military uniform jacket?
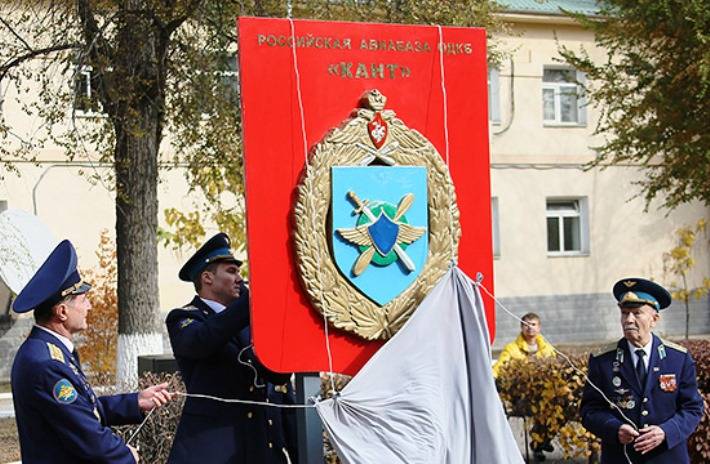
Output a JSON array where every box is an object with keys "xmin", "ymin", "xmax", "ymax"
[
  {"xmin": 581, "ymin": 335, "xmax": 703, "ymax": 463},
  {"xmin": 11, "ymin": 327, "xmax": 142, "ymax": 463},
  {"xmin": 166, "ymin": 294, "xmax": 298, "ymax": 464}
]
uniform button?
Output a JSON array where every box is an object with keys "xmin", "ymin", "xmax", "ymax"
[
  {"xmin": 268, "ymin": 442, "xmax": 273, "ymax": 448},
  {"xmin": 247, "ymin": 412, "xmax": 253, "ymax": 419},
  {"xmin": 249, "ymin": 386, "xmax": 254, "ymax": 392},
  {"xmin": 268, "ymin": 419, "xmax": 273, "ymax": 426},
  {"xmin": 266, "ymin": 398, "xmax": 270, "ymax": 403},
  {"xmin": 643, "ymin": 398, "xmax": 648, "ymax": 403},
  {"xmin": 641, "ymin": 410, "xmax": 648, "ymax": 416}
]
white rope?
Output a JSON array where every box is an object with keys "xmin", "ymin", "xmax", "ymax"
[
  {"xmin": 287, "ymin": 17, "xmax": 338, "ymax": 396},
  {"xmin": 436, "ymin": 25, "xmax": 451, "ymax": 167},
  {"xmin": 174, "ymin": 391, "xmax": 316, "ymax": 409},
  {"xmin": 237, "ymin": 344, "xmax": 266, "ymax": 389},
  {"xmin": 436, "ymin": 25, "xmax": 457, "ymax": 265},
  {"xmin": 474, "ymin": 280, "xmax": 637, "ymax": 464},
  {"xmin": 126, "ymin": 407, "xmax": 156, "ymax": 445}
]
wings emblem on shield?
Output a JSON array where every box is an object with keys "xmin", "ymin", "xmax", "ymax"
[{"xmin": 293, "ymin": 90, "xmax": 461, "ymax": 340}]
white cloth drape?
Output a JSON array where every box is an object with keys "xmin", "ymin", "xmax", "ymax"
[{"xmin": 315, "ymin": 267, "xmax": 522, "ymax": 464}]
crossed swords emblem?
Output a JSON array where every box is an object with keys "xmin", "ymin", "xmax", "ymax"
[{"xmin": 337, "ymin": 191, "xmax": 425, "ymax": 276}]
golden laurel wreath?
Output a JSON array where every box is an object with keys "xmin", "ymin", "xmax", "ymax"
[{"xmin": 294, "ymin": 89, "xmax": 461, "ymax": 340}]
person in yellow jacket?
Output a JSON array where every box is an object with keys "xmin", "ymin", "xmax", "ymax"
[
  {"xmin": 493, "ymin": 312, "xmax": 555, "ymax": 378},
  {"xmin": 493, "ymin": 312, "xmax": 556, "ymax": 462}
]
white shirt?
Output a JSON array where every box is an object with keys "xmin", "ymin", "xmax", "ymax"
[
  {"xmin": 629, "ymin": 336, "xmax": 653, "ymax": 370},
  {"xmin": 200, "ymin": 298, "xmax": 226, "ymax": 314},
  {"xmin": 35, "ymin": 324, "xmax": 74, "ymax": 353}
]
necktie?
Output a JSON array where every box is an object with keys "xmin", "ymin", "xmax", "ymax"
[{"xmin": 635, "ymin": 349, "xmax": 647, "ymax": 388}]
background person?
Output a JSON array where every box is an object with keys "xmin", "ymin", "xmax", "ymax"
[
  {"xmin": 581, "ymin": 277, "xmax": 703, "ymax": 463},
  {"xmin": 11, "ymin": 240, "xmax": 172, "ymax": 464}
]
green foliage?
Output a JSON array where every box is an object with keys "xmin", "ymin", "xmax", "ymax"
[
  {"xmin": 560, "ymin": 0, "xmax": 710, "ymax": 210},
  {"xmin": 663, "ymin": 219, "xmax": 710, "ymax": 339}
]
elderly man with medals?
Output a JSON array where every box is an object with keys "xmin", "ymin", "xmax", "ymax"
[
  {"xmin": 581, "ymin": 278, "xmax": 703, "ymax": 463},
  {"xmin": 11, "ymin": 240, "xmax": 173, "ymax": 463}
]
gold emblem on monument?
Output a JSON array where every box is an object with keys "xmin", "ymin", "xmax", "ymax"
[{"xmin": 293, "ymin": 89, "xmax": 460, "ymax": 340}]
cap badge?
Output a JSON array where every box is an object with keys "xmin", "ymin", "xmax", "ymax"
[{"xmin": 623, "ymin": 280, "xmax": 637, "ymax": 288}]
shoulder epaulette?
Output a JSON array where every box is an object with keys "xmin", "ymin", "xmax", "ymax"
[
  {"xmin": 593, "ymin": 342, "xmax": 618, "ymax": 357},
  {"xmin": 661, "ymin": 338, "xmax": 688, "ymax": 353},
  {"xmin": 181, "ymin": 304, "xmax": 199, "ymax": 311},
  {"xmin": 46, "ymin": 343, "xmax": 66, "ymax": 364}
]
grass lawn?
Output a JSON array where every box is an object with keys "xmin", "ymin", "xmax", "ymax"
[{"xmin": 0, "ymin": 418, "xmax": 19, "ymax": 463}]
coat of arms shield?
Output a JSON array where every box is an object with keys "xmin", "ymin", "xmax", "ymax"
[{"xmin": 331, "ymin": 166, "xmax": 428, "ymax": 306}]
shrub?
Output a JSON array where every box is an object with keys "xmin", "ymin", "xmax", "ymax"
[
  {"xmin": 114, "ymin": 372, "xmax": 186, "ymax": 463},
  {"xmin": 496, "ymin": 356, "xmax": 601, "ymax": 460},
  {"xmin": 680, "ymin": 339, "xmax": 710, "ymax": 463}
]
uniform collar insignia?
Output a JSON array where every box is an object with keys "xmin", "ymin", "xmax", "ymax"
[
  {"xmin": 616, "ymin": 347, "xmax": 624, "ymax": 363},
  {"xmin": 657, "ymin": 344, "xmax": 666, "ymax": 360}
]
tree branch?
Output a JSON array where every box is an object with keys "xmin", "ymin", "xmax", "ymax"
[
  {"xmin": 0, "ymin": 43, "xmax": 77, "ymax": 82},
  {"xmin": 0, "ymin": 15, "xmax": 32, "ymax": 51}
]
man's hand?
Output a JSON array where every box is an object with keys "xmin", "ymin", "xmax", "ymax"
[
  {"xmin": 128, "ymin": 444, "xmax": 140, "ymax": 463},
  {"xmin": 618, "ymin": 424, "xmax": 639, "ymax": 444},
  {"xmin": 137, "ymin": 382, "xmax": 173, "ymax": 412},
  {"xmin": 634, "ymin": 425, "xmax": 665, "ymax": 454}
]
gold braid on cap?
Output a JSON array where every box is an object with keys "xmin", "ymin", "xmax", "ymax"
[{"xmin": 60, "ymin": 281, "xmax": 86, "ymax": 297}]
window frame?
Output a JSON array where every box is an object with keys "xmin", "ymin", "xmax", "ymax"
[
  {"xmin": 488, "ymin": 67, "xmax": 501, "ymax": 125},
  {"xmin": 542, "ymin": 66, "xmax": 587, "ymax": 127},
  {"xmin": 74, "ymin": 65, "xmax": 106, "ymax": 118},
  {"xmin": 545, "ymin": 197, "xmax": 590, "ymax": 257}
]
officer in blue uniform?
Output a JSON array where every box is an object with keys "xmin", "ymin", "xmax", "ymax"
[
  {"xmin": 166, "ymin": 232, "xmax": 298, "ymax": 463},
  {"xmin": 11, "ymin": 240, "xmax": 172, "ymax": 463},
  {"xmin": 581, "ymin": 278, "xmax": 703, "ymax": 463}
]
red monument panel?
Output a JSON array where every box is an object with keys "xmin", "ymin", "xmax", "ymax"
[{"xmin": 239, "ymin": 17, "xmax": 494, "ymax": 375}]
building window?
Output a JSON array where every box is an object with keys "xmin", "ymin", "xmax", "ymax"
[
  {"xmin": 488, "ymin": 68, "xmax": 500, "ymax": 124},
  {"xmin": 491, "ymin": 197, "xmax": 500, "ymax": 257},
  {"xmin": 220, "ymin": 54, "xmax": 239, "ymax": 105},
  {"xmin": 542, "ymin": 67, "xmax": 586, "ymax": 126},
  {"xmin": 546, "ymin": 198, "xmax": 589, "ymax": 255},
  {"xmin": 74, "ymin": 65, "xmax": 103, "ymax": 115},
  {"xmin": 197, "ymin": 53, "xmax": 239, "ymax": 115}
]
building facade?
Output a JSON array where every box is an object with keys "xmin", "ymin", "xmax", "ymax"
[
  {"xmin": 490, "ymin": 0, "xmax": 709, "ymax": 349},
  {"xmin": 0, "ymin": 2, "xmax": 707, "ymax": 380}
]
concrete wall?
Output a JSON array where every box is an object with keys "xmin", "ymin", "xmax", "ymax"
[{"xmin": 492, "ymin": 293, "xmax": 710, "ymax": 351}]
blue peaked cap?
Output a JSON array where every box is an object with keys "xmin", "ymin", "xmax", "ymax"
[
  {"xmin": 178, "ymin": 233, "xmax": 242, "ymax": 282},
  {"xmin": 13, "ymin": 240, "xmax": 92, "ymax": 313},
  {"xmin": 612, "ymin": 277, "xmax": 671, "ymax": 311}
]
